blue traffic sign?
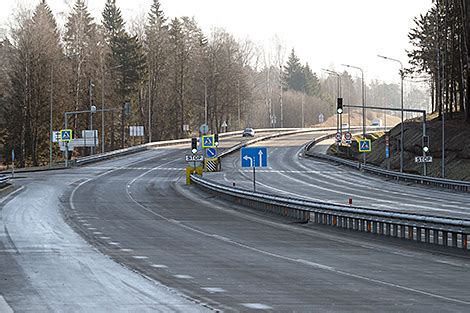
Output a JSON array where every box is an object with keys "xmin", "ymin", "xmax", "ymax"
[
  {"xmin": 60, "ymin": 129, "xmax": 72, "ymax": 142},
  {"xmin": 358, "ymin": 139, "xmax": 371, "ymax": 152},
  {"xmin": 241, "ymin": 147, "xmax": 268, "ymax": 168},
  {"xmin": 201, "ymin": 135, "xmax": 215, "ymax": 148},
  {"xmin": 206, "ymin": 147, "xmax": 217, "ymax": 158}
]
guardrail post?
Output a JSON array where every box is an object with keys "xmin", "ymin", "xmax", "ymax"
[
  {"xmin": 451, "ymin": 233, "xmax": 458, "ymax": 248},
  {"xmin": 372, "ymin": 221, "xmax": 377, "ymax": 234},
  {"xmin": 425, "ymin": 229, "xmax": 430, "ymax": 243},
  {"xmin": 443, "ymin": 232, "xmax": 448, "ymax": 246},
  {"xmin": 416, "ymin": 228, "xmax": 422, "ymax": 242},
  {"xmin": 408, "ymin": 226, "xmax": 414, "ymax": 240},
  {"xmin": 400, "ymin": 225, "xmax": 405, "ymax": 238},
  {"xmin": 333, "ymin": 216, "xmax": 337, "ymax": 226},
  {"xmin": 463, "ymin": 234, "xmax": 468, "ymax": 250},
  {"xmin": 385, "ymin": 223, "xmax": 391, "ymax": 236},
  {"xmin": 433, "ymin": 230, "xmax": 439, "ymax": 244}
]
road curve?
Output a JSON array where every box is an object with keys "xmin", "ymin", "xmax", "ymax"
[{"xmin": 2, "ymin": 131, "xmax": 470, "ymax": 312}]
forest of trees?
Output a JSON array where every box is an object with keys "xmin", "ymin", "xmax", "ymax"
[
  {"xmin": 0, "ymin": 0, "xmax": 430, "ymax": 167},
  {"xmin": 407, "ymin": 0, "xmax": 470, "ymax": 121}
]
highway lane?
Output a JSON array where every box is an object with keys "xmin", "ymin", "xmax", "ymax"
[
  {"xmin": 208, "ymin": 132, "xmax": 470, "ymax": 220},
  {"xmin": 64, "ymin": 131, "xmax": 470, "ymax": 311},
  {"xmin": 0, "ymin": 132, "xmax": 273, "ymax": 311}
]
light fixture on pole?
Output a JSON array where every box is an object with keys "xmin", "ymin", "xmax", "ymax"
[
  {"xmin": 378, "ymin": 54, "xmax": 404, "ymax": 172},
  {"xmin": 341, "ymin": 64, "xmax": 365, "ymax": 165}
]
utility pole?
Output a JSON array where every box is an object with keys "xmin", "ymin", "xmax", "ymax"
[{"xmin": 49, "ymin": 66, "xmax": 53, "ymax": 167}]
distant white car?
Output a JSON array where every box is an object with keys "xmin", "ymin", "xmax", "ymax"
[
  {"xmin": 371, "ymin": 119, "xmax": 382, "ymax": 126},
  {"xmin": 242, "ymin": 128, "xmax": 255, "ymax": 137}
]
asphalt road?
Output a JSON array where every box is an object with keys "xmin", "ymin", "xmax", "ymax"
[{"xmin": 1, "ymin": 131, "xmax": 470, "ymax": 312}]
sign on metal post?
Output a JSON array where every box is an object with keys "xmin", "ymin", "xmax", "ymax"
[
  {"xmin": 129, "ymin": 126, "xmax": 144, "ymax": 137},
  {"xmin": 415, "ymin": 156, "xmax": 433, "ymax": 163},
  {"xmin": 199, "ymin": 124, "xmax": 209, "ymax": 135},
  {"xmin": 206, "ymin": 147, "xmax": 217, "ymax": 158},
  {"xmin": 344, "ymin": 132, "xmax": 352, "ymax": 144},
  {"xmin": 201, "ymin": 135, "xmax": 215, "ymax": 148},
  {"xmin": 335, "ymin": 132, "xmax": 342, "ymax": 143},
  {"xmin": 358, "ymin": 139, "xmax": 371, "ymax": 152},
  {"xmin": 241, "ymin": 147, "xmax": 268, "ymax": 168},
  {"xmin": 318, "ymin": 113, "xmax": 324, "ymax": 123},
  {"xmin": 185, "ymin": 155, "xmax": 204, "ymax": 162},
  {"xmin": 241, "ymin": 147, "xmax": 268, "ymax": 193},
  {"xmin": 60, "ymin": 129, "xmax": 73, "ymax": 142}
]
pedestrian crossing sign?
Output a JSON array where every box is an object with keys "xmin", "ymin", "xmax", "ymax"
[
  {"xmin": 60, "ymin": 129, "xmax": 73, "ymax": 142},
  {"xmin": 358, "ymin": 139, "xmax": 371, "ymax": 152},
  {"xmin": 201, "ymin": 135, "xmax": 215, "ymax": 148}
]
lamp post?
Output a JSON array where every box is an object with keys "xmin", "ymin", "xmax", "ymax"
[
  {"xmin": 322, "ymin": 69, "xmax": 342, "ymax": 149},
  {"xmin": 342, "ymin": 64, "xmax": 365, "ymax": 164},
  {"xmin": 378, "ymin": 55, "xmax": 404, "ymax": 172},
  {"xmin": 101, "ymin": 63, "xmax": 123, "ymax": 153}
]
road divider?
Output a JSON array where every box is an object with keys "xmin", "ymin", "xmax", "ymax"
[{"xmin": 190, "ymin": 175, "xmax": 470, "ymax": 250}]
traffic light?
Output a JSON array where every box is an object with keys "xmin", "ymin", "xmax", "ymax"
[
  {"xmin": 423, "ymin": 135, "xmax": 430, "ymax": 153},
  {"xmin": 191, "ymin": 137, "xmax": 197, "ymax": 154},
  {"xmin": 214, "ymin": 133, "xmax": 219, "ymax": 147},
  {"xmin": 337, "ymin": 98, "xmax": 343, "ymax": 114}
]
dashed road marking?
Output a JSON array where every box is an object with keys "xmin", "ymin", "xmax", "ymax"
[
  {"xmin": 173, "ymin": 274, "xmax": 193, "ymax": 279},
  {"xmin": 241, "ymin": 303, "xmax": 273, "ymax": 310},
  {"xmin": 100, "ymin": 236, "xmax": 110, "ymax": 240},
  {"xmin": 120, "ymin": 248, "xmax": 133, "ymax": 252},
  {"xmin": 151, "ymin": 264, "xmax": 168, "ymax": 269},
  {"xmin": 202, "ymin": 287, "xmax": 226, "ymax": 293},
  {"xmin": 132, "ymin": 256, "xmax": 148, "ymax": 259},
  {"xmin": 93, "ymin": 231, "xmax": 102, "ymax": 235},
  {"xmin": 108, "ymin": 241, "xmax": 120, "ymax": 245}
]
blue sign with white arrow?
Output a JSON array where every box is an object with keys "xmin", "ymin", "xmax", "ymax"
[
  {"xmin": 206, "ymin": 147, "xmax": 217, "ymax": 158},
  {"xmin": 241, "ymin": 147, "xmax": 268, "ymax": 168}
]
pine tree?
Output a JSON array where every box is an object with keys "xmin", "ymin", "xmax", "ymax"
[
  {"xmin": 102, "ymin": 0, "xmax": 124, "ymax": 40},
  {"xmin": 282, "ymin": 49, "xmax": 305, "ymax": 92}
]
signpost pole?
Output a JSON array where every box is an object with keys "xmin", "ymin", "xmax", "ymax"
[
  {"xmin": 423, "ymin": 112, "xmax": 427, "ymax": 176},
  {"xmin": 253, "ymin": 166, "xmax": 256, "ymax": 192},
  {"xmin": 11, "ymin": 149, "xmax": 14, "ymax": 178},
  {"xmin": 64, "ymin": 113, "xmax": 68, "ymax": 168}
]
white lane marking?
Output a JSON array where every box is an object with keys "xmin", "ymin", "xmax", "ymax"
[
  {"xmin": 132, "ymin": 256, "xmax": 148, "ymax": 259},
  {"xmin": 93, "ymin": 231, "xmax": 102, "ymax": 235},
  {"xmin": 202, "ymin": 287, "xmax": 226, "ymax": 293},
  {"xmin": 151, "ymin": 264, "xmax": 168, "ymax": 269},
  {"xmin": 119, "ymin": 248, "xmax": 133, "ymax": 252},
  {"xmin": 100, "ymin": 236, "xmax": 111, "ymax": 240},
  {"xmin": 127, "ymin": 183, "xmax": 470, "ymax": 306},
  {"xmin": 298, "ymin": 146, "xmax": 470, "ymax": 211},
  {"xmin": 174, "ymin": 274, "xmax": 193, "ymax": 279},
  {"xmin": 0, "ymin": 186, "xmax": 25, "ymax": 204},
  {"xmin": 108, "ymin": 241, "xmax": 120, "ymax": 245},
  {"xmin": 0, "ymin": 296, "xmax": 13, "ymax": 313},
  {"xmin": 241, "ymin": 303, "xmax": 273, "ymax": 310},
  {"xmin": 87, "ymin": 227, "xmax": 97, "ymax": 230}
]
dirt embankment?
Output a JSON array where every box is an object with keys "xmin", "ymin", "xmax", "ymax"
[{"xmin": 328, "ymin": 112, "xmax": 470, "ymax": 181}]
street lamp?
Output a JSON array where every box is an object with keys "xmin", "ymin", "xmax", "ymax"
[
  {"xmin": 378, "ymin": 55, "xmax": 404, "ymax": 172},
  {"xmin": 204, "ymin": 72, "xmax": 219, "ymax": 128},
  {"xmin": 342, "ymin": 64, "xmax": 365, "ymax": 164},
  {"xmin": 322, "ymin": 69, "xmax": 342, "ymax": 150}
]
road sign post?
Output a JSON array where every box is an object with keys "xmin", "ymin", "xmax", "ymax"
[
  {"xmin": 241, "ymin": 147, "xmax": 268, "ymax": 192},
  {"xmin": 11, "ymin": 149, "xmax": 14, "ymax": 178}
]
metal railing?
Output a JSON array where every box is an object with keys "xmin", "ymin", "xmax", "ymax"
[
  {"xmin": 191, "ymin": 175, "xmax": 470, "ymax": 250},
  {"xmin": 304, "ymin": 135, "xmax": 470, "ymax": 192},
  {"xmin": 0, "ymin": 175, "xmax": 8, "ymax": 188}
]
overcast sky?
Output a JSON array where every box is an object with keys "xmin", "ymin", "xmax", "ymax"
[{"xmin": 1, "ymin": 0, "xmax": 431, "ymax": 83}]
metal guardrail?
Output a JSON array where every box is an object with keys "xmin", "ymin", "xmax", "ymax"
[
  {"xmin": 74, "ymin": 128, "xmax": 307, "ymax": 167},
  {"xmin": 0, "ymin": 175, "xmax": 9, "ymax": 188},
  {"xmin": 191, "ymin": 175, "xmax": 470, "ymax": 250},
  {"xmin": 304, "ymin": 134, "xmax": 470, "ymax": 192}
]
